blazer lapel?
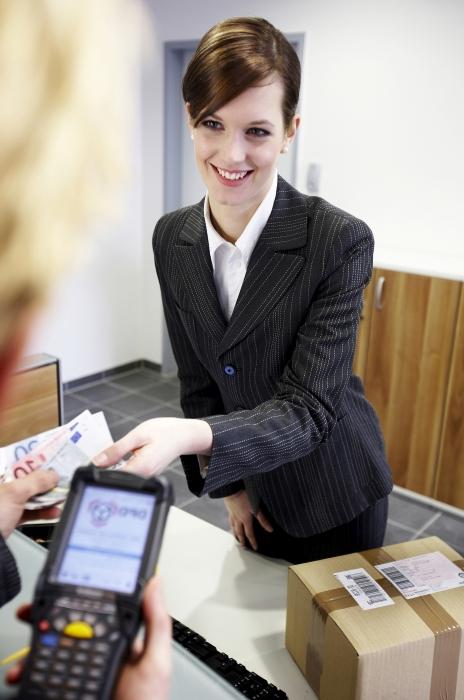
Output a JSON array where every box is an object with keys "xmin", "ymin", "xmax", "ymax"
[
  {"xmin": 175, "ymin": 202, "xmax": 227, "ymax": 345},
  {"xmin": 218, "ymin": 178, "xmax": 308, "ymax": 356}
]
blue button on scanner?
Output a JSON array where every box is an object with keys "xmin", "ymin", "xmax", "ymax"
[
  {"xmin": 40, "ymin": 632, "xmax": 59, "ymax": 647},
  {"xmin": 224, "ymin": 365, "xmax": 236, "ymax": 376}
]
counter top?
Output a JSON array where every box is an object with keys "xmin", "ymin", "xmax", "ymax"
[
  {"xmin": 374, "ymin": 247, "xmax": 464, "ymax": 281},
  {"xmin": 159, "ymin": 507, "xmax": 314, "ymax": 698}
]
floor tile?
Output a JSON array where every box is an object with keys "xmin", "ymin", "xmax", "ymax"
[
  {"xmin": 110, "ymin": 418, "xmax": 140, "ymax": 442},
  {"xmin": 141, "ymin": 382, "xmax": 179, "ymax": 403},
  {"xmin": 63, "ymin": 394, "xmax": 89, "ymax": 421},
  {"xmin": 72, "ymin": 382, "xmax": 128, "ymax": 405},
  {"xmin": 183, "ymin": 495, "xmax": 230, "ymax": 532},
  {"xmin": 161, "ymin": 372, "xmax": 179, "ymax": 381},
  {"xmin": 387, "ymin": 493, "xmax": 437, "ymax": 531},
  {"xmin": 165, "ymin": 398, "xmax": 182, "ymax": 411},
  {"xmin": 383, "ymin": 521, "xmax": 416, "ymax": 546},
  {"xmin": 66, "ymin": 403, "xmax": 127, "ymax": 430},
  {"xmin": 97, "ymin": 405, "xmax": 130, "ymax": 426},
  {"xmin": 109, "ymin": 371, "xmax": 162, "ymax": 392},
  {"xmin": 137, "ymin": 404, "xmax": 183, "ymax": 420},
  {"xmin": 420, "ymin": 513, "xmax": 464, "ymax": 555},
  {"xmin": 105, "ymin": 393, "xmax": 164, "ymax": 418},
  {"xmin": 164, "ymin": 467, "xmax": 195, "ymax": 508}
]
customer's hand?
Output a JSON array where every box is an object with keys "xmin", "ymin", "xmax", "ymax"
[
  {"xmin": 114, "ymin": 576, "xmax": 172, "ymax": 700},
  {"xmin": 0, "ymin": 469, "xmax": 60, "ymax": 539},
  {"xmin": 225, "ymin": 491, "xmax": 273, "ymax": 551},
  {"xmin": 7, "ymin": 577, "xmax": 172, "ymax": 700},
  {"xmin": 94, "ymin": 417, "xmax": 213, "ymax": 477}
]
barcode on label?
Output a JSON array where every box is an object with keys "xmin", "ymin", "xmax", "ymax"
[
  {"xmin": 335, "ymin": 567, "xmax": 395, "ymax": 609},
  {"xmin": 348, "ymin": 573, "xmax": 388, "ymax": 604},
  {"xmin": 381, "ymin": 565, "xmax": 415, "ymax": 589}
]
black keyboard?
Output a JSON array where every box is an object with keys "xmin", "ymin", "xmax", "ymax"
[{"xmin": 172, "ymin": 617, "xmax": 288, "ymax": 699}]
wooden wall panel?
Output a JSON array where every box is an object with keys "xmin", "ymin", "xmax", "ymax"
[
  {"xmin": 363, "ymin": 270, "xmax": 461, "ymax": 495},
  {"xmin": 435, "ymin": 287, "xmax": 464, "ymax": 508}
]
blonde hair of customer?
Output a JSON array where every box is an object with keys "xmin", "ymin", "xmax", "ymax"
[{"xmin": 0, "ymin": 0, "xmax": 142, "ymax": 350}]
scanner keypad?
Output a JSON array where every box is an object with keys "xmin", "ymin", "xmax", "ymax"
[{"xmin": 26, "ymin": 596, "xmax": 119, "ymax": 699}]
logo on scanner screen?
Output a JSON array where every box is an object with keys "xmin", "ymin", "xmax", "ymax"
[{"xmin": 88, "ymin": 500, "xmax": 148, "ymax": 527}]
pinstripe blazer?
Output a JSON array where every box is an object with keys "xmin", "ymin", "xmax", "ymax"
[{"xmin": 153, "ymin": 176, "xmax": 392, "ymax": 537}]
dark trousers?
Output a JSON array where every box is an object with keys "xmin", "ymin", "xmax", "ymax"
[{"xmin": 251, "ymin": 497, "xmax": 389, "ymax": 564}]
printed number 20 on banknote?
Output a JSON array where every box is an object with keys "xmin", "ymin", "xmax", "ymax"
[{"xmin": 10, "ymin": 428, "xmax": 69, "ymax": 479}]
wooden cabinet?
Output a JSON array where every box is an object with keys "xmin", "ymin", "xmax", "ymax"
[
  {"xmin": 435, "ymin": 287, "xmax": 464, "ymax": 507},
  {"xmin": 354, "ymin": 269, "xmax": 462, "ymax": 500},
  {"xmin": 0, "ymin": 353, "xmax": 62, "ymax": 445}
]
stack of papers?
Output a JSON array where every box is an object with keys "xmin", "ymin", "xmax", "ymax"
[{"xmin": 0, "ymin": 411, "xmax": 120, "ymax": 509}]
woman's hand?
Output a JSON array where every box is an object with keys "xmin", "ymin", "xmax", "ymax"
[
  {"xmin": 224, "ymin": 491, "xmax": 273, "ymax": 551},
  {"xmin": 94, "ymin": 418, "xmax": 213, "ymax": 478}
]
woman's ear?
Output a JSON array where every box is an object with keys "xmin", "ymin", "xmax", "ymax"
[
  {"xmin": 185, "ymin": 102, "xmax": 195, "ymax": 139},
  {"xmin": 286, "ymin": 113, "xmax": 301, "ymax": 146}
]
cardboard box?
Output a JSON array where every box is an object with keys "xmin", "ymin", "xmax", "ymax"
[{"xmin": 286, "ymin": 537, "xmax": 464, "ymax": 699}]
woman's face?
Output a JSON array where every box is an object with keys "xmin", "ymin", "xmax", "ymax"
[{"xmin": 189, "ymin": 77, "xmax": 299, "ymax": 213}]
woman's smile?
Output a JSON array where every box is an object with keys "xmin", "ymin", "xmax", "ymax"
[{"xmin": 211, "ymin": 164, "xmax": 253, "ymax": 187}]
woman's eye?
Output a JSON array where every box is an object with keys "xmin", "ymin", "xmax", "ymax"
[
  {"xmin": 247, "ymin": 127, "xmax": 270, "ymax": 137},
  {"xmin": 202, "ymin": 119, "xmax": 222, "ymax": 130}
]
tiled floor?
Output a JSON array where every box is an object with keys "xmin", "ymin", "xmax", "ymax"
[{"xmin": 64, "ymin": 366, "xmax": 464, "ymax": 556}]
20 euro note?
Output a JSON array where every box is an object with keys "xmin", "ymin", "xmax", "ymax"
[
  {"xmin": 25, "ymin": 437, "xmax": 89, "ymax": 510},
  {"xmin": 1, "ymin": 429, "xmax": 83, "ymax": 511},
  {"xmin": 5, "ymin": 410, "xmax": 92, "ymax": 479},
  {"xmin": 0, "ymin": 424, "xmax": 64, "ymax": 476},
  {"xmin": 4, "ymin": 410, "xmax": 118, "ymax": 509},
  {"xmin": 0, "ymin": 410, "xmax": 92, "ymax": 479},
  {"xmin": 27, "ymin": 411, "xmax": 118, "ymax": 509},
  {"xmin": 25, "ymin": 437, "xmax": 90, "ymax": 510}
]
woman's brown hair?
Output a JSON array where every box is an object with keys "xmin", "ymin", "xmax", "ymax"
[{"xmin": 183, "ymin": 17, "xmax": 301, "ymax": 130}]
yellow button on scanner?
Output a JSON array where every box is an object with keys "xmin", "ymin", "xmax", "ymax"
[{"xmin": 64, "ymin": 621, "xmax": 94, "ymax": 639}]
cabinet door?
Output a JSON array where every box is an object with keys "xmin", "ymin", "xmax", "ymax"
[
  {"xmin": 0, "ymin": 354, "xmax": 62, "ymax": 445},
  {"xmin": 363, "ymin": 269, "xmax": 461, "ymax": 495},
  {"xmin": 434, "ymin": 286, "xmax": 464, "ymax": 508}
]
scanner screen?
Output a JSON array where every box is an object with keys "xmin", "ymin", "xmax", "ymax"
[{"xmin": 55, "ymin": 484, "xmax": 156, "ymax": 593}]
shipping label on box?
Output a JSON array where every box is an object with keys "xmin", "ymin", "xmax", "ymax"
[
  {"xmin": 285, "ymin": 537, "xmax": 464, "ymax": 700},
  {"xmin": 375, "ymin": 551, "xmax": 464, "ymax": 598}
]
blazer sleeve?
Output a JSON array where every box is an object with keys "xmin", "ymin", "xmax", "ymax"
[
  {"xmin": 197, "ymin": 220, "xmax": 374, "ymax": 497},
  {"xmin": 153, "ymin": 225, "xmax": 244, "ymax": 498}
]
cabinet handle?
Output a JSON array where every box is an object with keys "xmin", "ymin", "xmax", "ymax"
[{"xmin": 375, "ymin": 276, "xmax": 386, "ymax": 310}]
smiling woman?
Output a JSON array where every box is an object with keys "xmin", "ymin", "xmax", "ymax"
[{"xmin": 97, "ymin": 16, "xmax": 393, "ymax": 566}]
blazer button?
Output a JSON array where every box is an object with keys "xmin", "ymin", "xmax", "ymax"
[{"xmin": 223, "ymin": 364, "xmax": 236, "ymax": 376}]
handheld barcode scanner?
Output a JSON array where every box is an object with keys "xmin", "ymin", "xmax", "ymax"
[{"xmin": 18, "ymin": 465, "xmax": 173, "ymax": 700}]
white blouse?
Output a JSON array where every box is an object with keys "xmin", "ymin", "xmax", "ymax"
[{"xmin": 203, "ymin": 171, "xmax": 278, "ymax": 320}]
